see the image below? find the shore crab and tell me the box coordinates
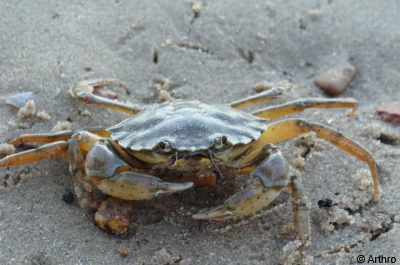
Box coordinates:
[0,79,379,238]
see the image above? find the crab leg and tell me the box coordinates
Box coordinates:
[9,128,110,146]
[0,130,103,167]
[230,87,285,109]
[252,98,358,119]
[70,79,143,115]
[288,172,310,241]
[0,141,69,167]
[249,118,379,199]
[68,134,100,211]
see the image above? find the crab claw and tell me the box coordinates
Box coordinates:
[155,181,194,195]
[69,78,118,97]
[192,204,234,221]
[69,78,142,114]
[192,186,282,221]
[94,171,194,200]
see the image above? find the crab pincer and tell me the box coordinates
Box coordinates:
[192,148,289,222]
[192,186,281,221]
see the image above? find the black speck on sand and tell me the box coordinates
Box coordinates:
[1,1,399,264]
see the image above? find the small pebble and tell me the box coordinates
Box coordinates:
[376,104,400,126]
[95,197,136,234]
[153,78,173,90]
[253,82,273,92]
[118,245,132,257]
[192,2,202,18]
[344,246,351,253]
[0,143,15,155]
[80,109,91,116]
[62,188,75,204]
[317,198,338,208]
[314,63,356,96]
[159,89,173,101]
[51,121,71,132]
[292,156,305,168]
[307,9,321,20]
[37,110,51,120]
[18,100,36,118]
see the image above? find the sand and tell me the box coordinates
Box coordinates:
[1,1,399,264]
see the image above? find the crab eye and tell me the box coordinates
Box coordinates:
[158,140,172,152]
[213,136,228,149]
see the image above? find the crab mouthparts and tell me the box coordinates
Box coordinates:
[176,150,210,158]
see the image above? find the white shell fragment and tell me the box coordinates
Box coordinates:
[5,91,35,108]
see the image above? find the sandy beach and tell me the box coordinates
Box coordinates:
[1,1,399,264]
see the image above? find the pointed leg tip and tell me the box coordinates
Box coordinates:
[173,181,194,191]
[156,181,194,195]
[192,206,233,220]
[184,182,195,190]
[373,192,381,202]
[191,209,210,220]
[191,213,206,220]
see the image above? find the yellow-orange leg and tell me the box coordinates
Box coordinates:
[0,130,103,167]
[252,98,358,119]
[230,87,285,109]
[9,128,110,146]
[69,79,143,115]
[250,118,379,200]
[68,134,101,211]
[288,173,310,241]
[0,141,69,167]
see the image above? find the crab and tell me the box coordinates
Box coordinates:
[0,78,379,238]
